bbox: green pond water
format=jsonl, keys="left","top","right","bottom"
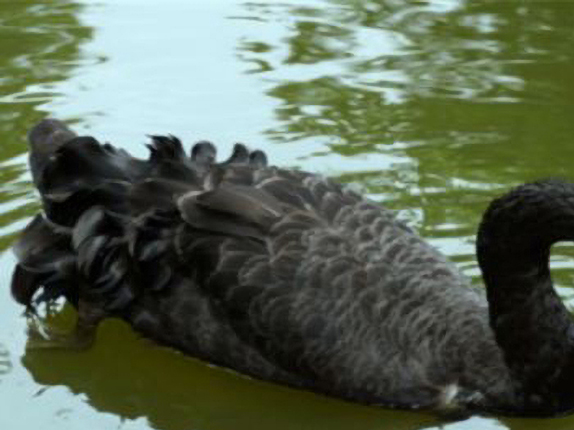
{"left": 1, "top": 0, "right": 574, "bottom": 429}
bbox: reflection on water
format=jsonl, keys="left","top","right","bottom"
{"left": 239, "top": 0, "right": 574, "bottom": 276}
{"left": 0, "top": 343, "right": 11, "bottom": 381}
{"left": 0, "top": 0, "right": 92, "bottom": 249}
{"left": 3, "top": 0, "right": 574, "bottom": 429}
{"left": 22, "top": 308, "right": 433, "bottom": 430}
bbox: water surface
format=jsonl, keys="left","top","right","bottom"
{"left": 2, "top": 0, "right": 574, "bottom": 429}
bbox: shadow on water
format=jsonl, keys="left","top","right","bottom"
{"left": 21, "top": 307, "right": 436, "bottom": 430}
{"left": 19, "top": 311, "right": 574, "bottom": 430}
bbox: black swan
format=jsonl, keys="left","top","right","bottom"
{"left": 11, "top": 119, "right": 574, "bottom": 418}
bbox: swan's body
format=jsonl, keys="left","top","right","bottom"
{"left": 12, "top": 120, "right": 574, "bottom": 417}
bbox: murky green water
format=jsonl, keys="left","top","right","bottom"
{"left": 2, "top": 0, "right": 574, "bottom": 429}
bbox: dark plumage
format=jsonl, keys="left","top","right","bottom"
{"left": 11, "top": 119, "right": 574, "bottom": 417}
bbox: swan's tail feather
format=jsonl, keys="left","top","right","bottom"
{"left": 45, "top": 181, "right": 132, "bottom": 227}
{"left": 249, "top": 149, "right": 268, "bottom": 168}
{"left": 71, "top": 207, "right": 134, "bottom": 310}
{"left": 11, "top": 264, "right": 44, "bottom": 308}
{"left": 190, "top": 140, "right": 216, "bottom": 165}
{"left": 146, "top": 135, "right": 200, "bottom": 183}
{"left": 13, "top": 120, "right": 271, "bottom": 315}
{"left": 11, "top": 214, "right": 76, "bottom": 307}
{"left": 224, "top": 143, "right": 250, "bottom": 164}
{"left": 40, "top": 136, "right": 144, "bottom": 194}
{"left": 28, "top": 119, "right": 77, "bottom": 186}
{"left": 35, "top": 128, "right": 147, "bottom": 227}
{"left": 129, "top": 178, "right": 195, "bottom": 213}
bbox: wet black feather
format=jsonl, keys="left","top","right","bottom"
{"left": 13, "top": 119, "right": 574, "bottom": 418}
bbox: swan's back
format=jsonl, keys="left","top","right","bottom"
{"left": 12, "top": 120, "right": 516, "bottom": 415}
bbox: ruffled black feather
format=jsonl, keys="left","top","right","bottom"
{"left": 14, "top": 119, "right": 574, "bottom": 418}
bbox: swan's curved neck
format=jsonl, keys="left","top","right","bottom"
{"left": 477, "top": 180, "right": 574, "bottom": 415}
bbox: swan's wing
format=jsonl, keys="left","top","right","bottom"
{"left": 15, "top": 127, "right": 448, "bottom": 407}
{"left": 13, "top": 132, "right": 277, "bottom": 314}
{"left": 174, "top": 170, "right": 419, "bottom": 402}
